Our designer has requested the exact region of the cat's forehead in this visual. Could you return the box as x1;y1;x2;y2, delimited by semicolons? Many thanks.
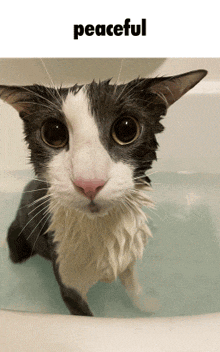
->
62;81;118;128
62;87;100;141
63;87;90;123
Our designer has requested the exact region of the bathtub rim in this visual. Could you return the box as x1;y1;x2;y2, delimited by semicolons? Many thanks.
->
1;309;220;351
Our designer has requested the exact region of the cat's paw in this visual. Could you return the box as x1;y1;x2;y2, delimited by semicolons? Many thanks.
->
135;295;161;312
129;287;161;313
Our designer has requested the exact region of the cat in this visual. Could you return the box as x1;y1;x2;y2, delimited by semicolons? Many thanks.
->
0;69;207;316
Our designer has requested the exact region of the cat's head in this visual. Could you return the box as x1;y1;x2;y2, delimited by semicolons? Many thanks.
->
0;70;207;216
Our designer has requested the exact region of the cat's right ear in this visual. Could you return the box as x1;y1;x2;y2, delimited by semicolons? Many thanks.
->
149;70;208;108
0;85;33;118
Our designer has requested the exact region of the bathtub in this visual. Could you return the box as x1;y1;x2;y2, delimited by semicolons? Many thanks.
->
1;76;220;351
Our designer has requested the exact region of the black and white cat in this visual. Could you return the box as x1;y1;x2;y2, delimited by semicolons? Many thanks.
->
0;69;207;316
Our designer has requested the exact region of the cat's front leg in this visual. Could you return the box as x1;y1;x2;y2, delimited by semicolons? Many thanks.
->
50;251;94;316
119;263;161;313
7;218;35;263
7;180;51;263
59;284;93;316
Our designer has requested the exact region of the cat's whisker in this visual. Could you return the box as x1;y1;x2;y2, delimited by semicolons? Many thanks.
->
121;97;153;105
147;206;166;222
129;190;153;200
17;203;50;238
123;185;155;214
133;184;154;191
133;175;147;180
28;197;51;215
153;202;169;221
158;92;168;106
30;211;52;257
145;170;159;177
17;177;48;185
115;81;129;102
121;198;134;215
133;181;151;189
135;183;152;189
123;201;146;225
32;178;49;184
163;84;175;102
43;79;65;110
27;194;51;208
17;194;50;211
39;58;64;106
40;59;55;87
12;100;60;114
19;85;63;114
117;77;145;103
134;179;152;186
21;187;49;193
133;178;151;186
1;89;59;114
113;59;124;95
115;77;152;105
124;194;141;209
26;205;53;241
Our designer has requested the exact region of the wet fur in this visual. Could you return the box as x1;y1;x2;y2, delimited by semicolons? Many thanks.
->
0;69;207;316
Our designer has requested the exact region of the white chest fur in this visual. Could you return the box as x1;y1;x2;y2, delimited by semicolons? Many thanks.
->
48;202;152;298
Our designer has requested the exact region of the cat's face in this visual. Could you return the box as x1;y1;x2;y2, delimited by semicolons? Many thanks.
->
44;82;162;216
0;70;207;216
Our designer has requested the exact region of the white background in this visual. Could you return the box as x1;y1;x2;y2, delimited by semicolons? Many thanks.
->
0;0;219;57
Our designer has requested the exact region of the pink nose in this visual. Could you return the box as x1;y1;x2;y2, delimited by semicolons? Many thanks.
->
73;178;106;200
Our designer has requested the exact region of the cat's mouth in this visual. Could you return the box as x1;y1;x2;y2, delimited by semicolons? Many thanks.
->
84;200;112;216
87;201;101;214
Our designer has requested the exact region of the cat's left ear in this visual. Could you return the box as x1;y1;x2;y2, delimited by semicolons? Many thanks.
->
0;85;34;117
150;69;207;107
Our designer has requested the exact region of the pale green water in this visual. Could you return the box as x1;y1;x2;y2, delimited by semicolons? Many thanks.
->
1;171;220;318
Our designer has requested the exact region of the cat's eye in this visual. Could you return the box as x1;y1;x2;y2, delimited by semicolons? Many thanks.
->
112;117;141;145
41;119;68;148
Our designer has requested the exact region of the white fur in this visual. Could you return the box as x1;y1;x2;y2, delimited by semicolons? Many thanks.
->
48;200;152;299
45;88;155;306
62;88;111;182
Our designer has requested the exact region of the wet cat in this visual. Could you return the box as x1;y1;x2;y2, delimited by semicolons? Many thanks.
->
0;69;207;316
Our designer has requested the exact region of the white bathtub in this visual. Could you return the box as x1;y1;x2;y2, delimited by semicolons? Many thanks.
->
1;68;220;351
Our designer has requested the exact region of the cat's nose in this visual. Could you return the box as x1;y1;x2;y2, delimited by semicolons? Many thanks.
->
73;178;106;200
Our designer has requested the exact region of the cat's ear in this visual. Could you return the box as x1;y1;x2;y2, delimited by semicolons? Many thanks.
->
0;85;33;117
149;69;207;107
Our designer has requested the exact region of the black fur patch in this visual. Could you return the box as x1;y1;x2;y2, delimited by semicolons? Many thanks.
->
86;78;166;182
